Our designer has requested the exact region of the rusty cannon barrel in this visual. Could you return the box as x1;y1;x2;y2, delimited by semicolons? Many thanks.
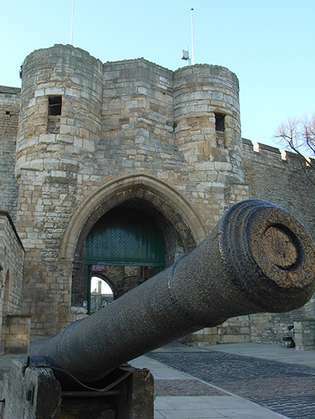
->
31;199;315;383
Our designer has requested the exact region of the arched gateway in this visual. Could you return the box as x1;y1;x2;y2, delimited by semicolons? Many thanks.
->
60;174;206;315
82;202;167;312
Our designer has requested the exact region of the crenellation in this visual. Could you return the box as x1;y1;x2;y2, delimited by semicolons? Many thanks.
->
257;142;281;154
241;137;313;169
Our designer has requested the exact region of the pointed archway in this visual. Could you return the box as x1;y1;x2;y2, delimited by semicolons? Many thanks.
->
59;174;206;316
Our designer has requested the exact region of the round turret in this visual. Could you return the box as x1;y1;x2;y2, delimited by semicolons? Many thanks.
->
174;64;242;181
16;44;103;174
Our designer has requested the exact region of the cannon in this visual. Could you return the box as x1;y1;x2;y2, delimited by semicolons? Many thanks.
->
3;200;315;419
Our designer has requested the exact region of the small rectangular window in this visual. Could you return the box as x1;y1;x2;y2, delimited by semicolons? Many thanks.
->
47;96;62;134
48;96;62;116
215;113;225;132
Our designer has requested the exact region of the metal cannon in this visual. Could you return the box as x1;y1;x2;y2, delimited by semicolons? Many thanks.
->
4;200;315;419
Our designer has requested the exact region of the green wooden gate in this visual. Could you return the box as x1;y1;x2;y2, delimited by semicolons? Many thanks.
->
84;208;165;312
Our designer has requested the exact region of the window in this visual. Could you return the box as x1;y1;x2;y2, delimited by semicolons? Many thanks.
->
47;96;62;134
48;96;62;116
215;113;225;132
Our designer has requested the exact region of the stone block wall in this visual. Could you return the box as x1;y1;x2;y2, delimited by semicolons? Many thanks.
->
3;314;31;353
0;87;20;219
188;316;251;346
0;44;314;344
213;140;315;345
13;44;245;335
0;211;25;351
242;139;315;344
294;320;315;350
242;139;315;238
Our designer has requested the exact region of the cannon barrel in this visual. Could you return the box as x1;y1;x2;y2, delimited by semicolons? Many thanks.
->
31;200;315;383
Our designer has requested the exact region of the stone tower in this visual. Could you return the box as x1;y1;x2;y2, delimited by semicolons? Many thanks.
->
174;64;243;182
15;46;103;333
13;44;247;335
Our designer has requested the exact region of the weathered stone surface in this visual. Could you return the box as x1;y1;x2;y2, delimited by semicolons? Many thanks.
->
0;87;19;219
0;211;25;352
3;360;61;419
294;319;315;350
3;361;153;419
3;314;31;354
0;44;314;346
30;200;315;383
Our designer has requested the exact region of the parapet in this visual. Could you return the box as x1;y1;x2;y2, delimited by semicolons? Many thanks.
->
174;63;239;91
22;43;103;70
0;86;20;108
0;86;20;95
241;138;314;170
104;56;173;77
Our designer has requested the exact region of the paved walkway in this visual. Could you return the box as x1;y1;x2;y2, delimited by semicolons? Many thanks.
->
207;342;315;369
132;348;288;418
143;343;315;419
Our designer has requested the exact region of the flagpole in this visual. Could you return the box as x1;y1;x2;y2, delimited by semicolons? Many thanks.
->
190;8;195;65
70;0;75;45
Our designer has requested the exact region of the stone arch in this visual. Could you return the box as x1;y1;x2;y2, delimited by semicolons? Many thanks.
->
60;173;206;263
60;174;206;313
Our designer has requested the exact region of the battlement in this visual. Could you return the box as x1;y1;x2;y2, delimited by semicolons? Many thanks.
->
241;137;314;170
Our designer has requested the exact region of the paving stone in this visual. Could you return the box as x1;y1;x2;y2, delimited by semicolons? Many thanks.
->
155;379;225;396
149;349;315;418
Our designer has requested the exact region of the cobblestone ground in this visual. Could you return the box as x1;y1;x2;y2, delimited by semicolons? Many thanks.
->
148;349;315;419
155;379;226;396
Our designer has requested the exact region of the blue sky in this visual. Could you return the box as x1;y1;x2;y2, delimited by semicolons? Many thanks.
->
1;1;314;147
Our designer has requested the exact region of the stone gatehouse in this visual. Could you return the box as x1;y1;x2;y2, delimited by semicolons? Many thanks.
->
0;44;314;348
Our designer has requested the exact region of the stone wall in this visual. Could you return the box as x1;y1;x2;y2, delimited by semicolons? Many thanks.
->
0;44;314;343
242;140;315;344
0;87;20;219
211;139;315;345
294;320;315;350
242;139;315;238
3;314;31;354
14;45;243;335
0;211;25;351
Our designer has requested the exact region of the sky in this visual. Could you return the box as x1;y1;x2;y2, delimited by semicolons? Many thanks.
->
91;277;113;294
1;0;314;148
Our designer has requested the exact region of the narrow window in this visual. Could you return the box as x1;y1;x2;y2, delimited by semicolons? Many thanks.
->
47;96;62;134
48;96;62;116
215;113;225;132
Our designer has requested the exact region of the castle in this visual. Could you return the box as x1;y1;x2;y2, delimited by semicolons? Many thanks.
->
0;44;314;351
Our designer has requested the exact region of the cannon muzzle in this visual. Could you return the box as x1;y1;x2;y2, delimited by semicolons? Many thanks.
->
31;200;315;383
